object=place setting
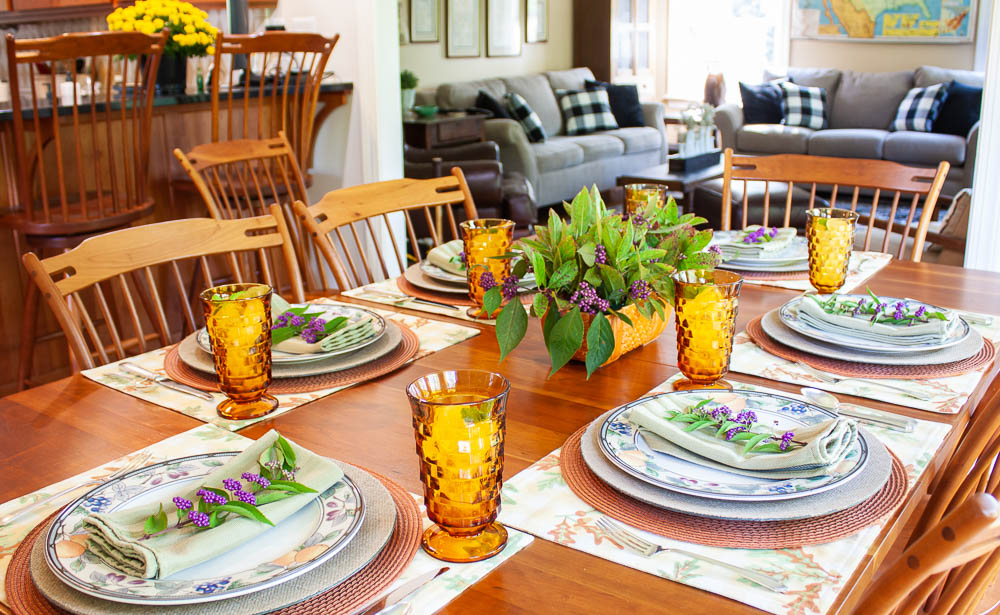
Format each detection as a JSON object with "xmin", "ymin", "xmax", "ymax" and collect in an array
[{"xmin": 83, "ymin": 284, "xmax": 479, "ymax": 430}]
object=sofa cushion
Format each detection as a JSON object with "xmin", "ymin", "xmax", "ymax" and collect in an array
[
  {"xmin": 914, "ymin": 65, "xmax": 984, "ymax": 88},
  {"xmin": 934, "ymin": 81, "xmax": 982, "ymax": 137},
  {"xmin": 808, "ymin": 129, "xmax": 887, "ymax": 159},
  {"xmin": 505, "ymin": 93, "xmax": 547, "ymax": 143},
  {"xmin": 552, "ymin": 134, "xmax": 624, "ymax": 162},
  {"xmin": 891, "ymin": 82, "xmax": 950, "ymax": 132},
  {"xmin": 502, "ymin": 74, "xmax": 562, "ymax": 137},
  {"xmin": 585, "ymin": 80, "xmax": 645, "ymax": 127},
  {"xmin": 545, "ymin": 67, "xmax": 596, "ymax": 92},
  {"xmin": 883, "ymin": 132, "xmax": 966, "ymax": 166},
  {"xmin": 737, "ymin": 125, "xmax": 814, "ymax": 154},
  {"xmin": 559, "ymin": 89, "xmax": 619, "ymax": 135},
  {"xmin": 739, "ymin": 81, "xmax": 783, "ymax": 124},
  {"xmin": 531, "ymin": 139, "xmax": 584, "ymax": 173},
  {"xmin": 437, "ymin": 78, "xmax": 506, "ymax": 109},
  {"xmin": 602, "ymin": 127, "xmax": 662, "ymax": 153},
  {"xmin": 830, "ymin": 70, "xmax": 912, "ymax": 130},
  {"xmin": 476, "ymin": 90, "xmax": 511, "ymax": 119},
  {"xmin": 779, "ymin": 82, "xmax": 828, "ymax": 129}
]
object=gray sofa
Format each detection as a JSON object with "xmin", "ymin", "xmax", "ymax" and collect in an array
[
  {"xmin": 715, "ymin": 65, "xmax": 982, "ymax": 197},
  {"xmin": 430, "ymin": 67, "xmax": 666, "ymax": 206}
]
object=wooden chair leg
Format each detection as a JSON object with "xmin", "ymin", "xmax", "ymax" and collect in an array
[{"xmin": 17, "ymin": 280, "xmax": 40, "ymax": 391}]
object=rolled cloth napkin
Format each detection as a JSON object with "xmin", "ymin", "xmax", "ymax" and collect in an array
[
  {"xmin": 797, "ymin": 295, "xmax": 959, "ymax": 344},
  {"xmin": 720, "ymin": 226, "xmax": 797, "ymax": 259},
  {"xmin": 627, "ymin": 395, "xmax": 857, "ymax": 477},
  {"xmin": 83, "ymin": 431, "xmax": 344, "ymax": 579},
  {"xmin": 426, "ymin": 239, "xmax": 466, "ymax": 276},
  {"xmin": 269, "ymin": 296, "xmax": 375, "ymax": 355}
]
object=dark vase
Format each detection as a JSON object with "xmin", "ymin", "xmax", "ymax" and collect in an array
[{"xmin": 155, "ymin": 54, "xmax": 188, "ymax": 96}]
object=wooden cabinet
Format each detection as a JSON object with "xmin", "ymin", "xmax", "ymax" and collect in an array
[{"xmin": 573, "ymin": 0, "xmax": 657, "ymax": 100}]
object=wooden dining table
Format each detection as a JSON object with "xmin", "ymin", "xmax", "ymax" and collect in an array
[{"xmin": 2, "ymin": 258, "xmax": 999, "ymax": 615}]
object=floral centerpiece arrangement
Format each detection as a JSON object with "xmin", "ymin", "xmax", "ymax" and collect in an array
[{"xmin": 482, "ymin": 186, "xmax": 721, "ymax": 378}]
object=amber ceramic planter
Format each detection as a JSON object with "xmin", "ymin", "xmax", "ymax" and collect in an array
[{"xmin": 544, "ymin": 295, "xmax": 670, "ymax": 367}]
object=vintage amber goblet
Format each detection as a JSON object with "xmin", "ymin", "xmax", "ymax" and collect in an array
[
  {"xmin": 624, "ymin": 183, "xmax": 666, "ymax": 216},
  {"xmin": 200, "ymin": 283, "xmax": 278, "ymax": 420},
  {"xmin": 806, "ymin": 208, "xmax": 859, "ymax": 294},
  {"xmin": 672, "ymin": 269, "xmax": 743, "ymax": 391},
  {"xmin": 407, "ymin": 369, "xmax": 509, "ymax": 563},
  {"xmin": 461, "ymin": 218, "xmax": 514, "ymax": 319}
]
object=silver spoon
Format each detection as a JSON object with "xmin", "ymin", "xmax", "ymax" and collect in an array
[{"xmin": 800, "ymin": 387, "xmax": 915, "ymax": 433}]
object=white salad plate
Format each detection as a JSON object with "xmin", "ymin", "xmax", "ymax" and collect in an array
[
  {"xmin": 44, "ymin": 452, "xmax": 364, "ymax": 605},
  {"xmin": 599, "ymin": 390, "xmax": 869, "ymax": 502}
]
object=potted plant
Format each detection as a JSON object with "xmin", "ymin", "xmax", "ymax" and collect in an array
[
  {"xmin": 482, "ymin": 186, "xmax": 721, "ymax": 378},
  {"xmin": 106, "ymin": 0, "xmax": 218, "ymax": 95},
  {"xmin": 400, "ymin": 69, "xmax": 419, "ymax": 111}
]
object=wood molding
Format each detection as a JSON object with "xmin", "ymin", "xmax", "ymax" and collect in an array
[{"xmin": 0, "ymin": 1, "xmax": 277, "ymax": 26}]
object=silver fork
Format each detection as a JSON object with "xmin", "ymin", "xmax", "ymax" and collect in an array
[
  {"xmin": 0, "ymin": 451, "xmax": 152, "ymax": 525},
  {"xmin": 595, "ymin": 517, "xmax": 788, "ymax": 593},
  {"xmin": 794, "ymin": 361, "xmax": 936, "ymax": 402}
]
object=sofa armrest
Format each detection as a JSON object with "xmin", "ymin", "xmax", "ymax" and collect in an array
[
  {"xmin": 484, "ymin": 119, "xmax": 538, "ymax": 195},
  {"xmin": 641, "ymin": 102, "xmax": 667, "ymax": 163},
  {"xmin": 714, "ymin": 103, "xmax": 744, "ymax": 151}
]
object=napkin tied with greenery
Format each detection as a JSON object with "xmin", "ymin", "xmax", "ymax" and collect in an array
[
  {"xmin": 800, "ymin": 290, "xmax": 958, "ymax": 344},
  {"xmin": 427, "ymin": 239, "xmax": 466, "ymax": 276},
  {"xmin": 269, "ymin": 296, "xmax": 375, "ymax": 354},
  {"xmin": 719, "ymin": 225, "xmax": 796, "ymax": 259},
  {"xmin": 629, "ymin": 395, "xmax": 857, "ymax": 478},
  {"xmin": 83, "ymin": 431, "xmax": 343, "ymax": 579}
]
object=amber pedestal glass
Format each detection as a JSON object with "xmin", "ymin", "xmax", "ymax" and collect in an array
[
  {"xmin": 407, "ymin": 369, "xmax": 509, "ymax": 563},
  {"xmin": 806, "ymin": 208, "xmax": 859, "ymax": 294},
  {"xmin": 624, "ymin": 183, "xmax": 666, "ymax": 216},
  {"xmin": 461, "ymin": 218, "xmax": 514, "ymax": 319},
  {"xmin": 672, "ymin": 270, "xmax": 743, "ymax": 391},
  {"xmin": 200, "ymin": 283, "xmax": 278, "ymax": 420}
]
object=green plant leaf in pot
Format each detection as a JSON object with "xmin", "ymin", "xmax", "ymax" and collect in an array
[
  {"xmin": 585, "ymin": 312, "xmax": 615, "ymax": 379},
  {"xmin": 546, "ymin": 307, "xmax": 584, "ymax": 377},
  {"xmin": 496, "ymin": 298, "xmax": 528, "ymax": 362}
]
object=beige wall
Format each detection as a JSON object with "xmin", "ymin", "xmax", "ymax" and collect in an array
[
  {"xmin": 399, "ymin": 0, "xmax": 573, "ymax": 90},
  {"xmin": 790, "ymin": 40, "xmax": 976, "ymax": 72}
]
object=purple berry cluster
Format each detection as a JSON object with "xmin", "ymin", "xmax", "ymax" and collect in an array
[
  {"xmin": 568, "ymin": 281, "xmax": 609, "ymax": 315},
  {"xmin": 188, "ymin": 511, "xmax": 210, "ymax": 527},
  {"xmin": 594, "ymin": 244, "xmax": 607, "ymax": 265},
  {"xmin": 299, "ymin": 317, "xmax": 327, "ymax": 344},
  {"xmin": 501, "ymin": 275, "xmax": 518, "ymax": 300},
  {"xmin": 234, "ymin": 490, "xmax": 256, "ymax": 505},
  {"xmin": 172, "ymin": 497, "xmax": 193, "ymax": 511},
  {"xmin": 479, "ymin": 270, "xmax": 497, "ymax": 291},
  {"xmin": 709, "ymin": 405, "xmax": 731, "ymax": 421},
  {"xmin": 241, "ymin": 472, "xmax": 271, "ymax": 488},
  {"xmin": 629, "ymin": 280, "xmax": 651, "ymax": 300},
  {"xmin": 892, "ymin": 301, "xmax": 906, "ymax": 320},
  {"xmin": 196, "ymin": 488, "xmax": 227, "ymax": 505},
  {"xmin": 222, "ymin": 478, "xmax": 242, "ymax": 492},
  {"xmin": 707, "ymin": 244, "xmax": 722, "ymax": 254},
  {"xmin": 852, "ymin": 298, "xmax": 866, "ymax": 316},
  {"xmin": 915, "ymin": 305, "xmax": 926, "ymax": 318},
  {"xmin": 742, "ymin": 226, "xmax": 779, "ymax": 244},
  {"xmin": 779, "ymin": 431, "xmax": 796, "ymax": 451}
]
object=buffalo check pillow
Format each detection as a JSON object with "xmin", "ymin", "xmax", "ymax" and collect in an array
[
  {"xmin": 504, "ymin": 93, "xmax": 547, "ymax": 143},
  {"xmin": 559, "ymin": 88, "xmax": 619, "ymax": 136},
  {"xmin": 779, "ymin": 81, "xmax": 827, "ymax": 130},
  {"xmin": 891, "ymin": 82, "xmax": 950, "ymax": 132}
]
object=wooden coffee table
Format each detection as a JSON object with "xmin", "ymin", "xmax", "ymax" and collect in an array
[{"xmin": 616, "ymin": 157, "xmax": 726, "ymax": 211}]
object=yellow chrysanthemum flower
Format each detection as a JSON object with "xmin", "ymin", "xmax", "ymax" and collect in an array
[
  {"xmin": 121, "ymin": 21, "xmax": 135, "ymax": 31},
  {"xmin": 152, "ymin": 18, "xmax": 164, "ymax": 30},
  {"xmin": 184, "ymin": 23, "xmax": 195, "ymax": 34},
  {"xmin": 206, "ymin": 45, "xmax": 215, "ymax": 55}
]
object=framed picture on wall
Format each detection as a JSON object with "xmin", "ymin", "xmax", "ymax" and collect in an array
[
  {"xmin": 410, "ymin": 0, "xmax": 440, "ymax": 43},
  {"xmin": 447, "ymin": 0, "xmax": 481, "ymax": 57},
  {"xmin": 487, "ymin": 0, "xmax": 521, "ymax": 57},
  {"xmin": 525, "ymin": 0, "xmax": 547, "ymax": 43}
]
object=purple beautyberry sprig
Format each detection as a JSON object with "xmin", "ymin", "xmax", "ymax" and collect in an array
[
  {"xmin": 629, "ymin": 280, "xmax": 651, "ymax": 300},
  {"xmin": 479, "ymin": 270, "xmax": 497, "ymax": 291},
  {"xmin": 188, "ymin": 511, "xmax": 211, "ymax": 528},
  {"xmin": 172, "ymin": 497, "xmax": 193, "ymax": 511},
  {"xmin": 594, "ymin": 244, "xmax": 607, "ymax": 265},
  {"xmin": 501, "ymin": 276, "xmax": 518, "ymax": 300},
  {"xmin": 222, "ymin": 478, "xmax": 242, "ymax": 492}
]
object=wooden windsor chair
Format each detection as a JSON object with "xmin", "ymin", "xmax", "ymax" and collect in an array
[
  {"xmin": 21, "ymin": 206, "xmax": 303, "ymax": 371},
  {"xmin": 2, "ymin": 31, "xmax": 167, "ymax": 389},
  {"xmin": 173, "ymin": 132, "xmax": 325, "ymax": 293},
  {"xmin": 292, "ymin": 168, "xmax": 477, "ymax": 291},
  {"xmin": 718, "ymin": 148, "xmax": 950, "ymax": 262}
]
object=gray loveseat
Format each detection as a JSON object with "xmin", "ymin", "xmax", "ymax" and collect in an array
[
  {"xmin": 430, "ymin": 67, "xmax": 666, "ymax": 206},
  {"xmin": 714, "ymin": 65, "xmax": 982, "ymax": 197}
]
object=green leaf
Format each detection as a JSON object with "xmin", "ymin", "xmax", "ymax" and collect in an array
[
  {"xmin": 597, "ymin": 264, "xmax": 625, "ymax": 293},
  {"xmin": 542, "ymin": 305, "xmax": 561, "ymax": 346},
  {"xmin": 216, "ymin": 502, "xmax": 275, "ymax": 526},
  {"xmin": 512, "ymin": 257, "xmax": 529, "ymax": 280},
  {"xmin": 530, "ymin": 251, "xmax": 548, "ymax": 288},
  {"xmin": 144, "ymin": 504, "xmax": 167, "ymax": 535},
  {"xmin": 266, "ymin": 479, "xmax": 318, "ymax": 493},
  {"xmin": 730, "ymin": 431, "xmax": 755, "ymax": 442},
  {"xmin": 612, "ymin": 309, "xmax": 634, "ymax": 328},
  {"xmin": 583, "ymin": 267, "xmax": 603, "ymax": 288},
  {"xmin": 716, "ymin": 420, "xmax": 739, "ymax": 437},
  {"xmin": 548, "ymin": 261, "xmax": 579, "ymax": 291},
  {"xmin": 208, "ymin": 511, "xmax": 221, "ymax": 528},
  {"xmin": 259, "ymin": 444, "xmax": 285, "ymax": 471},
  {"xmin": 751, "ymin": 443, "xmax": 786, "ymax": 453},
  {"xmin": 271, "ymin": 327, "xmax": 298, "ymax": 346},
  {"xmin": 744, "ymin": 433, "xmax": 772, "ymax": 454},
  {"xmin": 483, "ymin": 286, "xmax": 503, "ymax": 316},
  {"xmin": 323, "ymin": 316, "xmax": 348, "ymax": 335},
  {"xmin": 276, "ymin": 436, "xmax": 296, "ymax": 467},
  {"xmin": 650, "ymin": 298, "xmax": 666, "ymax": 322},
  {"xmin": 254, "ymin": 491, "xmax": 297, "ymax": 506},
  {"xmin": 577, "ymin": 242, "xmax": 596, "ymax": 267},
  {"xmin": 683, "ymin": 419, "xmax": 715, "ymax": 432},
  {"xmin": 531, "ymin": 292, "xmax": 549, "ymax": 318},
  {"xmin": 668, "ymin": 413, "xmax": 700, "ymax": 423},
  {"xmin": 584, "ymin": 312, "xmax": 615, "ymax": 379},
  {"xmin": 496, "ymin": 298, "xmax": 528, "ymax": 362},
  {"xmin": 546, "ymin": 307, "xmax": 584, "ymax": 377}
]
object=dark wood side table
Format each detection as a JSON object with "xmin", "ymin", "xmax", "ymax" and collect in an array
[{"xmin": 403, "ymin": 111, "xmax": 487, "ymax": 149}]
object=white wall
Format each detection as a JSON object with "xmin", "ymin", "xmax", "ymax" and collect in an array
[{"xmin": 788, "ymin": 40, "xmax": 975, "ymax": 72}]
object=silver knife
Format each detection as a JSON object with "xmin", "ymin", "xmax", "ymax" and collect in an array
[
  {"xmin": 355, "ymin": 566, "xmax": 449, "ymax": 615},
  {"xmin": 119, "ymin": 362, "xmax": 215, "ymax": 401}
]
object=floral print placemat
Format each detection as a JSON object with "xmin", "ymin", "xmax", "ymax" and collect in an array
[
  {"xmin": 342, "ymin": 279, "xmax": 496, "ymax": 324},
  {"xmin": 733, "ymin": 252, "xmax": 892, "ymax": 292},
  {"xmin": 730, "ymin": 307, "xmax": 1000, "ymax": 414},
  {"xmin": 0, "ymin": 424, "xmax": 532, "ymax": 611},
  {"xmin": 497, "ymin": 376, "xmax": 952, "ymax": 615},
  {"xmin": 81, "ymin": 301, "xmax": 480, "ymax": 431}
]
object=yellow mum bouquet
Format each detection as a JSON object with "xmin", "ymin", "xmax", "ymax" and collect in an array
[{"xmin": 107, "ymin": 0, "xmax": 218, "ymax": 57}]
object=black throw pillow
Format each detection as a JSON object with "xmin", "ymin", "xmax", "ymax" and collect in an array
[
  {"xmin": 932, "ymin": 80, "xmax": 982, "ymax": 137},
  {"xmin": 739, "ymin": 81, "xmax": 784, "ymax": 124},
  {"xmin": 585, "ymin": 80, "xmax": 645, "ymax": 127},
  {"xmin": 475, "ymin": 90, "xmax": 511, "ymax": 119}
]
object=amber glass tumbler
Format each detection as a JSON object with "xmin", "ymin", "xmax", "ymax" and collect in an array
[
  {"xmin": 461, "ymin": 218, "xmax": 514, "ymax": 319},
  {"xmin": 672, "ymin": 270, "xmax": 743, "ymax": 391},
  {"xmin": 624, "ymin": 184, "xmax": 666, "ymax": 216},
  {"xmin": 806, "ymin": 208, "xmax": 859, "ymax": 294},
  {"xmin": 407, "ymin": 369, "xmax": 509, "ymax": 563},
  {"xmin": 200, "ymin": 283, "xmax": 278, "ymax": 420}
]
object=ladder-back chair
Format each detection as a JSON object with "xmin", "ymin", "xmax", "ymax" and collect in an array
[
  {"xmin": 21, "ymin": 206, "xmax": 303, "ymax": 371},
  {"xmin": 173, "ymin": 133, "xmax": 322, "ymax": 292},
  {"xmin": 210, "ymin": 31, "xmax": 337, "ymax": 170},
  {"xmin": 293, "ymin": 168, "xmax": 477, "ymax": 291},
  {"xmin": 720, "ymin": 148, "xmax": 949, "ymax": 262},
  {"xmin": 4, "ymin": 31, "xmax": 167, "ymax": 389},
  {"xmin": 853, "ymin": 494, "xmax": 1000, "ymax": 615}
]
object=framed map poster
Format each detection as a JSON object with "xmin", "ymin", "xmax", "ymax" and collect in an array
[{"xmin": 791, "ymin": 0, "xmax": 976, "ymax": 43}]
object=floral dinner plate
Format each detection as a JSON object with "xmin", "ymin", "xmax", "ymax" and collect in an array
[
  {"xmin": 44, "ymin": 453, "xmax": 364, "ymax": 605},
  {"xmin": 599, "ymin": 390, "xmax": 869, "ymax": 502}
]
